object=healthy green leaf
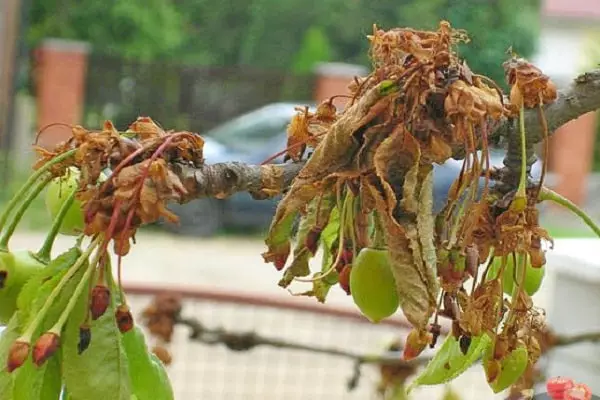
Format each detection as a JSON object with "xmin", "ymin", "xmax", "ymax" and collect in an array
[
  {"xmin": 121, "ymin": 327, "xmax": 173, "ymax": 400},
  {"xmin": 62, "ymin": 278, "xmax": 131, "ymax": 400},
  {"xmin": 410, "ymin": 333, "xmax": 492, "ymax": 388},
  {"xmin": 0, "ymin": 313, "xmax": 21, "ymax": 400},
  {"xmin": 13, "ymin": 247, "xmax": 86, "ymax": 400},
  {"xmin": 13, "ymin": 353, "xmax": 62, "ymax": 400},
  {"xmin": 17, "ymin": 247, "xmax": 82, "ymax": 327},
  {"xmin": 487, "ymin": 345, "xmax": 529, "ymax": 393}
]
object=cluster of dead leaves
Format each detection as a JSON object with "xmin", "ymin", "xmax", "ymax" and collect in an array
[
  {"xmin": 265, "ymin": 23, "xmax": 560, "ymax": 398},
  {"xmin": 266, "ymin": 21, "xmax": 515, "ymax": 333},
  {"xmin": 35, "ymin": 117, "xmax": 205, "ymax": 255}
]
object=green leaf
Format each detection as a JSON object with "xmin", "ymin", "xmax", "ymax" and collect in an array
[
  {"xmin": 487, "ymin": 345, "xmax": 528, "ymax": 393},
  {"xmin": 320, "ymin": 206, "xmax": 339, "ymax": 251},
  {"xmin": 13, "ymin": 353, "xmax": 62, "ymax": 400},
  {"xmin": 62, "ymin": 279, "xmax": 131, "ymax": 400},
  {"xmin": 410, "ymin": 333, "xmax": 492, "ymax": 388},
  {"xmin": 0, "ymin": 313, "xmax": 21, "ymax": 400},
  {"xmin": 12, "ymin": 247, "xmax": 86, "ymax": 400},
  {"xmin": 17, "ymin": 247, "xmax": 82, "ymax": 327},
  {"xmin": 121, "ymin": 327, "xmax": 173, "ymax": 400}
]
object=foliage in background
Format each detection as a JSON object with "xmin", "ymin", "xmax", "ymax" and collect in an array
[
  {"xmin": 28, "ymin": 0, "xmax": 184, "ymax": 62},
  {"xmin": 28, "ymin": 0, "xmax": 540, "ymax": 83},
  {"xmin": 292, "ymin": 26, "xmax": 333, "ymax": 74}
]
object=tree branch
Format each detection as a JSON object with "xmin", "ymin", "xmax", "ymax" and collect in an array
[
  {"xmin": 173, "ymin": 161, "xmax": 304, "ymax": 203},
  {"xmin": 174, "ymin": 69, "xmax": 600, "ymax": 201},
  {"xmin": 175, "ymin": 316, "xmax": 600, "ymax": 366},
  {"xmin": 176, "ymin": 315, "xmax": 429, "ymax": 367}
]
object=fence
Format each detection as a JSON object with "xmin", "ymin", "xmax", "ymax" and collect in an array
[
  {"xmin": 83, "ymin": 55, "xmax": 315, "ymax": 133},
  {"xmin": 123, "ymin": 284, "xmax": 511, "ymax": 400},
  {"xmin": 125, "ymin": 285, "xmax": 414, "ymax": 400}
]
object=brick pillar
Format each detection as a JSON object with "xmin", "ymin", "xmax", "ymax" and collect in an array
[
  {"xmin": 34, "ymin": 39, "xmax": 90, "ymax": 150},
  {"xmin": 313, "ymin": 63, "xmax": 368, "ymax": 109},
  {"xmin": 548, "ymin": 111, "xmax": 597, "ymax": 206}
]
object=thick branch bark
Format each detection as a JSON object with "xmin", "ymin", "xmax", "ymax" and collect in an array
[
  {"xmin": 176, "ymin": 70, "xmax": 600, "ymax": 201},
  {"xmin": 173, "ymin": 161, "xmax": 304, "ymax": 203}
]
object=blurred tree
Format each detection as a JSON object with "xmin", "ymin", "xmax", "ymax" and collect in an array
[
  {"xmin": 28, "ymin": 0, "xmax": 185, "ymax": 61},
  {"xmin": 291, "ymin": 26, "xmax": 333, "ymax": 74},
  {"xmin": 28, "ymin": 0, "xmax": 540, "ymax": 81}
]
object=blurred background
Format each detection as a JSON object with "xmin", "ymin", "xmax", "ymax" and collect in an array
[{"xmin": 1, "ymin": 0, "xmax": 600, "ymax": 399}]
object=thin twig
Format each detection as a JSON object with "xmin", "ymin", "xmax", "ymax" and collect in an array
[
  {"xmin": 176, "ymin": 316, "xmax": 430, "ymax": 367},
  {"xmin": 175, "ymin": 316, "xmax": 600, "ymax": 366},
  {"xmin": 553, "ymin": 331, "xmax": 600, "ymax": 347}
]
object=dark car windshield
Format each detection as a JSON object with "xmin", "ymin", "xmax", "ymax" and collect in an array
[{"xmin": 205, "ymin": 105, "xmax": 304, "ymax": 152}]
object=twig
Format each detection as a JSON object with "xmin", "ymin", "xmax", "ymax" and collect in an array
[
  {"xmin": 175, "ymin": 315, "xmax": 600, "ymax": 367},
  {"xmin": 173, "ymin": 161, "xmax": 305, "ymax": 204},
  {"xmin": 176, "ymin": 316, "xmax": 429, "ymax": 367},
  {"xmin": 553, "ymin": 331, "xmax": 600, "ymax": 347}
]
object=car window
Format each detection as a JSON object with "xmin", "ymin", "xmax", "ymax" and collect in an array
[{"xmin": 207, "ymin": 108, "xmax": 293, "ymax": 152}]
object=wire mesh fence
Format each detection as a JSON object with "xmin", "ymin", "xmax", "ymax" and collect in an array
[
  {"xmin": 124, "ymin": 285, "xmax": 506, "ymax": 400},
  {"xmin": 125, "ymin": 287, "xmax": 412, "ymax": 400}
]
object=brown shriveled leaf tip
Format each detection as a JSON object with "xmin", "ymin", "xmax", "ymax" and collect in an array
[
  {"xmin": 32, "ymin": 332, "xmax": 60, "ymax": 367},
  {"xmin": 484, "ymin": 358, "xmax": 501, "ymax": 383},
  {"xmin": 127, "ymin": 116, "xmax": 166, "ymax": 139},
  {"xmin": 283, "ymin": 105, "xmax": 331, "ymax": 162},
  {"xmin": 402, "ymin": 329, "xmax": 432, "ymax": 361},
  {"xmin": 6, "ymin": 340, "xmax": 30, "ymax": 373},
  {"xmin": 152, "ymin": 345, "xmax": 173, "ymax": 366}
]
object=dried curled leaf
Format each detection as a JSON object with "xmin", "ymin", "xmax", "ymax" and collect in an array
[
  {"xmin": 368, "ymin": 127, "xmax": 439, "ymax": 330},
  {"xmin": 264, "ymin": 82, "xmax": 398, "ymax": 270},
  {"xmin": 285, "ymin": 107, "xmax": 313, "ymax": 162},
  {"xmin": 503, "ymin": 57, "xmax": 558, "ymax": 110}
]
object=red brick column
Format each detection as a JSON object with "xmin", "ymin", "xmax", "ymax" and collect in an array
[
  {"xmin": 313, "ymin": 63, "xmax": 368, "ymax": 109},
  {"xmin": 34, "ymin": 39, "xmax": 90, "ymax": 150},
  {"xmin": 548, "ymin": 111, "xmax": 598, "ymax": 206}
]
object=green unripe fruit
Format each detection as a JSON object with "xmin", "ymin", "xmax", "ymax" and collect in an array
[
  {"xmin": 485, "ymin": 345, "xmax": 529, "ymax": 393},
  {"xmin": 486, "ymin": 254, "xmax": 546, "ymax": 296},
  {"xmin": 45, "ymin": 167, "xmax": 84, "ymax": 236},
  {"xmin": 0, "ymin": 250, "xmax": 45, "ymax": 323},
  {"xmin": 349, "ymin": 248, "xmax": 399, "ymax": 323}
]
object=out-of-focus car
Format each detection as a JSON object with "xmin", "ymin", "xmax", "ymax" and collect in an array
[{"xmin": 165, "ymin": 103, "xmax": 545, "ymax": 236}]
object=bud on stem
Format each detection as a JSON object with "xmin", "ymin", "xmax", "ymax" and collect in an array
[
  {"xmin": 90, "ymin": 284, "xmax": 111, "ymax": 320},
  {"xmin": 6, "ymin": 339, "xmax": 30, "ymax": 372},
  {"xmin": 78, "ymin": 325, "xmax": 92, "ymax": 354},
  {"xmin": 115, "ymin": 304, "xmax": 134, "ymax": 333},
  {"xmin": 32, "ymin": 332, "xmax": 60, "ymax": 367}
]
